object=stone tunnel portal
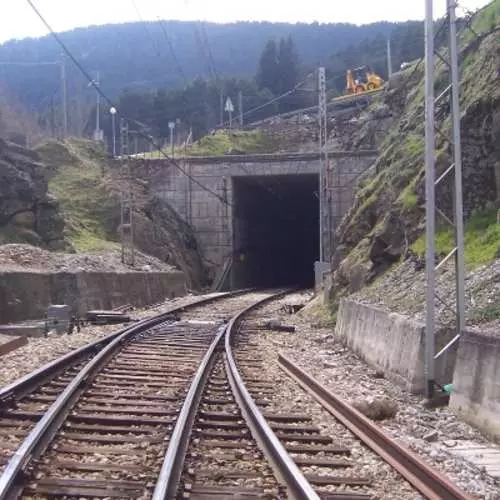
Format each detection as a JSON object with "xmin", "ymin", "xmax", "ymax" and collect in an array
[{"xmin": 231, "ymin": 174, "xmax": 320, "ymax": 289}]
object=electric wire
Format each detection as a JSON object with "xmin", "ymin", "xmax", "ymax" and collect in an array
[
  {"xmin": 157, "ymin": 18, "xmax": 188, "ymax": 86},
  {"xmin": 199, "ymin": 22, "xmax": 220, "ymax": 82},
  {"xmin": 25, "ymin": 0, "xmax": 231, "ymax": 207},
  {"xmin": 130, "ymin": 0, "xmax": 162, "ymax": 58}
]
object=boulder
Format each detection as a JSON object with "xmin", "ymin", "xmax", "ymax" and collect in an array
[
  {"xmin": 351, "ymin": 397, "xmax": 398, "ymax": 421},
  {"xmin": 0, "ymin": 139, "xmax": 68, "ymax": 249},
  {"xmin": 0, "ymin": 160, "xmax": 36, "ymax": 224}
]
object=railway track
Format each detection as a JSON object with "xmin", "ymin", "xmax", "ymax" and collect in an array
[
  {"xmin": 230, "ymin": 297, "xmax": 474, "ymax": 500},
  {"xmin": 0, "ymin": 289, "xmax": 475, "ymax": 499},
  {"xmin": 0, "ymin": 290, "xmax": 267, "ymax": 497}
]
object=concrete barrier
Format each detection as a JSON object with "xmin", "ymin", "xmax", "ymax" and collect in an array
[
  {"xmin": 450, "ymin": 329, "xmax": 500, "ymax": 440},
  {"xmin": 0, "ymin": 270, "xmax": 186, "ymax": 324},
  {"xmin": 335, "ymin": 299, "xmax": 457, "ymax": 393}
]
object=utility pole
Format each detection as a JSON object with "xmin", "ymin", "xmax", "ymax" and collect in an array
[
  {"xmin": 60, "ymin": 55, "xmax": 68, "ymax": 138},
  {"xmin": 238, "ymin": 91, "xmax": 243, "ymax": 129},
  {"xmin": 387, "ymin": 36, "xmax": 393, "ymax": 78},
  {"xmin": 109, "ymin": 107, "xmax": 117, "ymax": 157},
  {"xmin": 219, "ymin": 88, "xmax": 224, "ymax": 127},
  {"xmin": 225, "ymin": 97, "xmax": 234, "ymax": 131},
  {"xmin": 168, "ymin": 121, "xmax": 175, "ymax": 157},
  {"xmin": 424, "ymin": 0, "xmax": 465, "ymax": 399},
  {"xmin": 92, "ymin": 71, "xmax": 101, "ymax": 141},
  {"xmin": 119, "ymin": 119, "xmax": 135, "ymax": 266},
  {"xmin": 318, "ymin": 67, "xmax": 328, "ymax": 265}
]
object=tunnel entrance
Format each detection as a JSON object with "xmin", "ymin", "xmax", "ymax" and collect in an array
[{"xmin": 231, "ymin": 174, "xmax": 319, "ymax": 289}]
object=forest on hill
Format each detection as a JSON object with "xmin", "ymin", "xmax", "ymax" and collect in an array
[{"xmin": 0, "ymin": 18, "xmax": 429, "ymax": 143}]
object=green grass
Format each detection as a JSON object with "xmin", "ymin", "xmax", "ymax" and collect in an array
[
  {"xmin": 37, "ymin": 139, "xmax": 120, "ymax": 252},
  {"xmin": 144, "ymin": 129, "xmax": 280, "ymax": 158},
  {"xmin": 462, "ymin": 0, "xmax": 500, "ymax": 44},
  {"xmin": 412, "ymin": 206, "xmax": 500, "ymax": 268},
  {"xmin": 71, "ymin": 229, "xmax": 120, "ymax": 252},
  {"xmin": 402, "ymin": 133, "xmax": 424, "ymax": 158},
  {"xmin": 398, "ymin": 175, "xmax": 421, "ymax": 211}
]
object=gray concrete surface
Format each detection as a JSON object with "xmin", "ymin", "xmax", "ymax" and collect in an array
[
  {"xmin": 335, "ymin": 299, "xmax": 457, "ymax": 393},
  {"xmin": 0, "ymin": 270, "xmax": 186, "ymax": 323},
  {"xmin": 450, "ymin": 329, "xmax": 500, "ymax": 441}
]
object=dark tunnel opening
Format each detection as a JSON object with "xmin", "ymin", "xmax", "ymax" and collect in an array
[{"xmin": 231, "ymin": 174, "xmax": 319, "ymax": 289}]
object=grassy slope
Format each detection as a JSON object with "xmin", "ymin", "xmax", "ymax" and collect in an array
[
  {"xmin": 144, "ymin": 129, "xmax": 280, "ymax": 158},
  {"xmin": 37, "ymin": 139, "xmax": 120, "ymax": 252},
  {"xmin": 412, "ymin": 205, "xmax": 500, "ymax": 268}
]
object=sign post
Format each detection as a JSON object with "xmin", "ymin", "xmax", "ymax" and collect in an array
[
  {"xmin": 225, "ymin": 97, "xmax": 234, "ymax": 130},
  {"xmin": 168, "ymin": 121, "xmax": 175, "ymax": 157}
]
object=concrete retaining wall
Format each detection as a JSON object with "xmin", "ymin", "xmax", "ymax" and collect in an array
[
  {"xmin": 335, "ymin": 299, "xmax": 457, "ymax": 393},
  {"xmin": 0, "ymin": 270, "xmax": 186, "ymax": 323},
  {"xmin": 450, "ymin": 330, "xmax": 500, "ymax": 440}
]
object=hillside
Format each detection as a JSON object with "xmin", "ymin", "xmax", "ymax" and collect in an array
[
  {"xmin": 0, "ymin": 19, "xmax": 423, "ymax": 113},
  {"xmin": 35, "ymin": 139, "xmax": 206, "ymax": 288},
  {"xmin": 323, "ymin": 0, "xmax": 500, "ymax": 325}
]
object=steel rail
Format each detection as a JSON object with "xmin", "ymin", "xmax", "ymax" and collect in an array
[
  {"xmin": 0, "ymin": 290, "xmax": 245, "ymax": 406},
  {"xmin": 152, "ymin": 290, "xmax": 291, "ymax": 499},
  {"xmin": 151, "ymin": 324, "xmax": 226, "ymax": 499},
  {"xmin": 0, "ymin": 289, "xmax": 251, "ymax": 498},
  {"xmin": 224, "ymin": 290, "xmax": 320, "ymax": 500},
  {"xmin": 278, "ymin": 354, "xmax": 473, "ymax": 500}
]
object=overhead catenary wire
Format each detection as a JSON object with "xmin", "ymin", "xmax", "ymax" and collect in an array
[
  {"xmin": 26, "ymin": 0, "xmax": 314, "ymax": 228},
  {"xmin": 24, "ymin": 0, "xmax": 232, "ymax": 208},
  {"xmin": 130, "ymin": 0, "xmax": 162, "ymax": 58},
  {"xmin": 157, "ymin": 18, "xmax": 188, "ymax": 86}
]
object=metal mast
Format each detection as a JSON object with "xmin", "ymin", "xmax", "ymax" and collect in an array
[
  {"xmin": 424, "ymin": 0, "xmax": 465, "ymax": 398},
  {"xmin": 60, "ymin": 56, "xmax": 68, "ymax": 138},
  {"xmin": 318, "ymin": 67, "xmax": 328, "ymax": 264},
  {"xmin": 119, "ymin": 119, "xmax": 135, "ymax": 266}
]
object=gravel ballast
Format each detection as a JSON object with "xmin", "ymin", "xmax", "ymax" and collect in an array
[
  {"xmin": 245, "ymin": 292, "xmax": 500, "ymax": 500},
  {"xmin": 0, "ymin": 293, "xmax": 214, "ymax": 389}
]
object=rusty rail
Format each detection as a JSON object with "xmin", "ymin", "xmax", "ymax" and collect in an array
[
  {"xmin": 278, "ymin": 354, "xmax": 473, "ymax": 500},
  {"xmin": 225, "ymin": 291, "xmax": 320, "ymax": 500}
]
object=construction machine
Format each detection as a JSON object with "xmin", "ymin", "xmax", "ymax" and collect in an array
[{"xmin": 346, "ymin": 66, "xmax": 384, "ymax": 95}]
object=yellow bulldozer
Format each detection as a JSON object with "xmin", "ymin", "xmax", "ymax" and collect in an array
[{"xmin": 346, "ymin": 66, "xmax": 384, "ymax": 95}]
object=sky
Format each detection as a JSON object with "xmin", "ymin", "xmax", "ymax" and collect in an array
[{"xmin": 0, "ymin": 0, "xmax": 492, "ymax": 43}]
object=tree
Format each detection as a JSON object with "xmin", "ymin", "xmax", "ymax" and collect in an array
[
  {"xmin": 256, "ymin": 40, "xmax": 279, "ymax": 95},
  {"xmin": 277, "ymin": 35, "xmax": 300, "ymax": 95},
  {"xmin": 276, "ymin": 35, "xmax": 301, "ymax": 112}
]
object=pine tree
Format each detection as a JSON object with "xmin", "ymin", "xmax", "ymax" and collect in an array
[
  {"xmin": 256, "ymin": 40, "xmax": 279, "ymax": 94},
  {"xmin": 277, "ymin": 35, "xmax": 300, "ymax": 95}
]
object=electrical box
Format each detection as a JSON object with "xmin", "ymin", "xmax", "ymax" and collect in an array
[{"xmin": 46, "ymin": 304, "xmax": 71, "ymax": 334}]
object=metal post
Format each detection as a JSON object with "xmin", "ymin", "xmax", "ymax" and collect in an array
[
  {"xmin": 133, "ymin": 133, "xmax": 138, "ymax": 155},
  {"xmin": 387, "ymin": 36, "xmax": 393, "ymax": 78},
  {"xmin": 318, "ymin": 67, "xmax": 327, "ymax": 264},
  {"xmin": 448, "ymin": 0, "xmax": 466, "ymax": 340},
  {"xmin": 424, "ymin": 0, "xmax": 436, "ymax": 398},
  {"xmin": 168, "ymin": 121, "xmax": 175, "ymax": 158},
  {"xmin": 238, "ymin": 91, "xmax": 243, "ymax": 129},
  {"xmin": 60, "ymin": 56, "xmax": 68, "ymax": 138},
  {"xmin": 424, "ymin": 0, "xmax": 465, "ymax": 399},
  {"xmin": 95, "ymin": 71, "xmax": 100, "ymax": 141},
  {"xmin": 110, "ymin": 107, "xmax": 117, "ymax": 158},
  {"xmin": 219, "ymin": 88, "xmax": 224, "ymax": 126},
  {"xmin": 119, "ymin": 119, "xmax": 134, "ymax": 266}
]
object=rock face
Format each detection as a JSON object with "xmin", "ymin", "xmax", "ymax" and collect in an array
[
  {"xmin": 0, "ymin": 139, "xmax": 69, "ymax": 250},
  {"xmin": 134, "ymin": 196, "xmax": 207, "ymax": 289},
  {"xmin": 327, "ymin": 22, "xmax": 500, "ymax": 298}
]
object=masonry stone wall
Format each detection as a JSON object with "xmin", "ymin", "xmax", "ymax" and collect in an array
[{"xmin": 129, "ymin": 152, "xmax": 376, "ymax": 272}]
